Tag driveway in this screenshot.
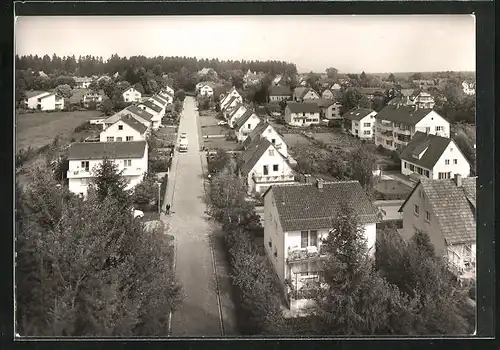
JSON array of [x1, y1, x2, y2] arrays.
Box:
[[162, 97, 237, 336]]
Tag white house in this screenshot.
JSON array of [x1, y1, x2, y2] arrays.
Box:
[[242, 120, 288, 158], [74, 76, 92, 89], [398, 175, 476, 278], [410, 91, 436, 109], [226, 103, 247, 127], [25, 91, 51, 109], [149, 95, 168, 110], [164, 85, 175, 96], [221, 95, 242, 115], [343, 108, 378, 139], [400, 132, 471, 181], [284, 102, 321, 127], [99, 114, 148, 142], [220, 87, 243, 110], [239, 137, 295, 194], [102, 105, 154, 130], [158, 91, 174, 105], [199, 85, 214, 97], [269, 86, 293, 102], [82, 93, 103, 107], [305, 98, 342, 120], [462, 81, 476, 96], [122, 87, 142, 103], [234, 110, 262, 142], [137, 99, 163, 130], [331, 83, 341, 90], [66, 141, 149, 197], [374, 105, 450, 151], [321, 89, 334, 100], [293, 87, 320, 102], [262, 179, 380, 311], [24, 91, 64, 111]]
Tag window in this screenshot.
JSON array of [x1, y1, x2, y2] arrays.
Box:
[[417, 167, 423, 175], [436, 126, 443, 131], [414, 205, 420, 216], [116, 137, 122, 142], [404, 161, 407, 169], [124, 159, 132, 167], [273, 164, 279, 171], [301, 231, 308, 248], [118, 125, 123, 130], [310, 230, 318, 247], [425, 211, 431, 222], [107, 137, 114, 142], [424, 170, 430, 177], [81, 161, 89, 171], [425, 127, 430, 133], [126, 136, 133, 141], [438, 172, 451, 179], [268, 149, 274, 156], [271, 138, 276, 144], [409, 164, 415, 171], [453, 159, 458, 164], [364, 123, 371, 127], [386, 140, 393, 146], [247, 123, 251, 129], [363, 130, 371, 135], [445, 159, 450, 165], [355, 122, 359, 126], [263, 165, 269, 175]]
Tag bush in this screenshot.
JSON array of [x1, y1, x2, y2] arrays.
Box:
[[73, 121, 98, 133], [149, 157, 170, 173]]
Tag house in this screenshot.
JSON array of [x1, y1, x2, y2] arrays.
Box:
[[241, 120, 288, 158], [74, 76, 92, 89], [462, 81, 476, 96], [400, 132, 471, 181], [227, 103, 248, 128], [412, 79, 438, 90], [398, 175, 476, 278], [221, 95, 242, 115], [234, 110, 262, 142], [321, 89, 334, 100], [359, 87, 382, 100], [343, 108, 378, 139], [103, 105, 154, 130], [374, 105, 450, 151], [262, 179, 380, 311], [284, 102, 321, 127], [136, 99, 164, 130], [239, 137, 295, 194], [293, 87, 320, 102], [409, 91, 435, 109], [164, 85, 175, 96], [24, 91, 64, 111], [67, 141, 148, 197], [199, 84, 214, 97], [158, 90, 174, 105], [197, 67, 218, 78], [150, 95, 168, 110], [272, 74, 283, 86], [99, 114, 148, 142], [38, 71, 48, 77], [82, 93, 103, 107], [122, 87, 142, 103], [220, 87, 243, 110], [269, 86, 293, 102], [97, 75, 112, 83], [331, 83, 341, 90], [305, 98, 342, 120]]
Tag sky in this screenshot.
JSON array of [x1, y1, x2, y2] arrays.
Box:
[[15, 15, 476, 73]]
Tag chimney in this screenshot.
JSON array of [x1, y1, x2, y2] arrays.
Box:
[[317, 178, 324, 190], [454, 174, 462, 187]]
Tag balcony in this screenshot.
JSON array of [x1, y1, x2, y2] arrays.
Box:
[[378, 122, 393, 131], [252, 173, 295, 183], [380, 130, 394, 137], [68, 167, 144, 178], [287, 246, 326, 263], [395, 134, 411, 143]]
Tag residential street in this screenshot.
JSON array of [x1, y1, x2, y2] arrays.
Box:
[[162, 97, 237, 336]]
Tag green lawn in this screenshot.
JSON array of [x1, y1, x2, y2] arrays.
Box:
[[16, 110, 103, 151]]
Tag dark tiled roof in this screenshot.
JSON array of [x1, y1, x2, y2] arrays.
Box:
[[304, 98, 335, 108], [293, 87, 309, 99], [343, 108, 376, 121], [120, 115, 148, 134], [269, 85, 292, 96], [375, 105, 434, 126], [126, 105, 154, 121], [139, 100, 162, 113], [222, 96, 237, 110], [25, 90, 49, 99], [286, 101, 321, 114], [151, 95, 167, 105], [240, 137, 273, 175], [228, 103, 246, 119], [266, 180, 380, 232], [235, 110, 259, 130], [400, 132, 453, 169], [358, 87, 382, 95], [67, 141, 147, 160], [400, 178, 476, 245], [242, 120, 272, 148]]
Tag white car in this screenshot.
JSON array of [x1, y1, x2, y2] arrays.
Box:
[[217, 121, 228, 126], [180, 132, 187, 139], [131, 208, 144, 219]]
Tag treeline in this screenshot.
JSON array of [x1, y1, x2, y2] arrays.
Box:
[[15, 54, 297, 81]]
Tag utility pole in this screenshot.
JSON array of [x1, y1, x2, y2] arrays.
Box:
[[157, 182, 161, 215]]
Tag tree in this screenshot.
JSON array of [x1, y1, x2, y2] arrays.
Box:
[[341, 88, 371, 112], [90, 157, 131, 209], [54, 84, 73, 99], [207, 149, 231, 174], [131, 174, 158, 207], [325, 67, 338, 80], [133, 82, 145, 95], [410, 73, 423, 81], [348, 146, 377, 192], [387, 73, 396, 82], [174, 89, 186, 102], [360, 71, 368, 87]]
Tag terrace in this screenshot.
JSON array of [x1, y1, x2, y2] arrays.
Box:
[[252, 173, 295, 183]]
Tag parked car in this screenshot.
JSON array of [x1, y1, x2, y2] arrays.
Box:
[[131, 208, 144, 219], [180, 132, 187, 139], [217, 120, 228, 126]]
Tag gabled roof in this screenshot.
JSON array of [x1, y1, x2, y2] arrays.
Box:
[[400, 132, 458, 169], [228, 103, 246, 119], [119, 114, 148, 134], [286, 101, 321, 114], [151, 95, 167, 105], [263, 180, 380, 232], [343, 108, 376, 121], [241, 120, 275, 149], [222, 96, 237, 110], [304, 98, 335, 108], [375, 105, 435, 126], [126, 105, 154, 121], [293, 87, 309, 99], [67, 141, 147, 160], [269, 85, 292, 96], [240, 137, 274, 175], [358, 87, 382, 95], [235, 110, 260, 130], [39, 93, 56, 100], [25, 90, 49, 99], [139, 100, 162, 113], [399, 177, 476, 244]]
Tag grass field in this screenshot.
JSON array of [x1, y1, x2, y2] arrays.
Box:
[[16, 110, 104, 151], [281, 133, 312, 148], [375, 179, 413, 199], [309, 131, 362, 150], [201, 138, 239, 151]]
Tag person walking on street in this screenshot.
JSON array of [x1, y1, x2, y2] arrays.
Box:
[[166, 204, 171, 214]]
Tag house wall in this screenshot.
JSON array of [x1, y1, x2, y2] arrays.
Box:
[[200, 86, 214, 97], [123, 88, 141, 102], [40, 95, 56, 111], [164, 86, 174, 96], [401, 160, 431, 178], [270, 95, 290, 102], [264, 190, 286, 287], [99, 121, 144, 142], [25, 92, 51, 109], [331, 84, 341, 90], [222, 96, 243, 111], [228, 106, 247, 127], [400, 184, 447, 256], [324, 103, 342, 119], [302, 90, 320, 101], [246, 145, 295, 194], [261, 125, 288, 157], [223, 98, 241, 114], [321, 90, 334, 99], [285, 108, 320, 127], [414, 110, 450, 138], [237, 114, 261, 142]]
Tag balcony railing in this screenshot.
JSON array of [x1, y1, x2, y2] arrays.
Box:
[[287, 246, 326, 263], [68, 167, 144, 178], [379, 122, 393, 131], [253, 174, 295, 183], [380, 130, 394, 137]]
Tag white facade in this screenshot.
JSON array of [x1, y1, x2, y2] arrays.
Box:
[[412, 92, 435, 109], [199, 85, 214, 97], [164, 85, 175, 96], [347, 111, 377, 139], [257, 124, 288, 157], [99, 120, 146, 142], [222, 96, 242, 113], [236, 113, 261, 142], [331, 83, 341, 90], [302, 89, 320, 101], [323, 102, 342, 120], [67, 153, 148, 197], [228, 105, 247, 127], [401, 140, 471, 180], [82, 94, 103, 106], [375, 110, 450, 151], [462, 81, 475, 96], [246, 145, 295, 194], [122, 88, 142, 103], [321, 90, 334, 99], [284, 108, 320, 127], [221, 89, 243, 110], [25, 92, 51, 109], [25, 92, 64, 111]]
